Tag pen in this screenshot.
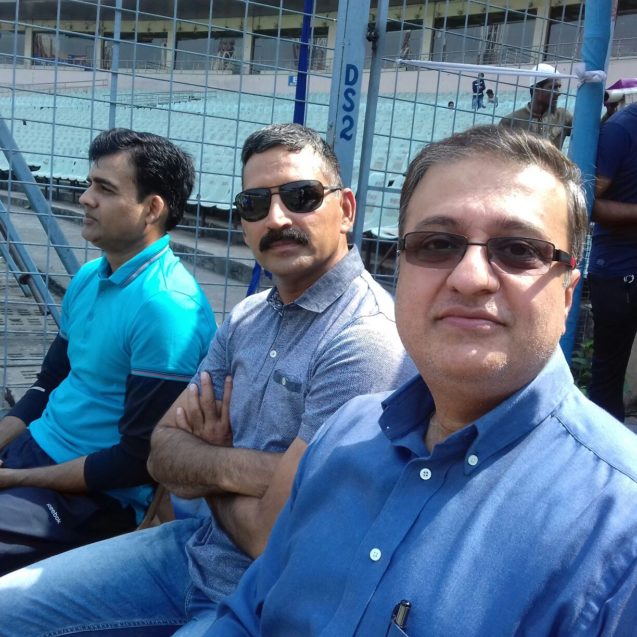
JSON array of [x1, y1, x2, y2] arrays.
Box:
[[392, 599, 411, 629]]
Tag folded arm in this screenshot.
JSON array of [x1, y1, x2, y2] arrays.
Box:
[[147, 376, 281, 500], [208, 437, 308, 558]]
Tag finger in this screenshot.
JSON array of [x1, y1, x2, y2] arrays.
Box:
[[221, 375, 233, 430], [185, 383, 204, 432], [174, 406, 192, 432], [199, 371, 217, 417]]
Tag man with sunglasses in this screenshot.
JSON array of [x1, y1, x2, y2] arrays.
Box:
[[0, 123, 415, 635], [207, 126, 637, 636]]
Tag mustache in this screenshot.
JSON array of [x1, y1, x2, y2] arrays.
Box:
[[259, 227, 310, 252]]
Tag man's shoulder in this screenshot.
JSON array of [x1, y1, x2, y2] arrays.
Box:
[[553, 108, 573, 125], [309, 391, 393, 455], [499, 106, 528, 124], [558, 389, 637, 486]]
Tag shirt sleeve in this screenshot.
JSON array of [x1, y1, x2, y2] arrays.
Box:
[[192, 310, 231, 398], [296, 313, 415, 444], [83, 288, 215, 492], [128, 289, 216, 381], [83, 375, 188, 491], [8, 334, 70, 425]]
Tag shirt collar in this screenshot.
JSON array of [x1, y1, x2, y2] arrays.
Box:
[[379, 348, 574, 465], [267, 245, 364, 313], [97, 234, 171, 287]]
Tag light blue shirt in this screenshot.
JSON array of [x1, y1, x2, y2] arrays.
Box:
[[186, 246, 416, 603], [211, 349, 637, 636], [29, 234, 215, 517]]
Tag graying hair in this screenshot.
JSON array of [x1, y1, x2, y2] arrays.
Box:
[[399, 125, 588, 264]]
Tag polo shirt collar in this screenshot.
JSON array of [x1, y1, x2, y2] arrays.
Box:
[[267, 245, 364, 313], [380, 348, 573, 464], [97, 234, 171, 287]]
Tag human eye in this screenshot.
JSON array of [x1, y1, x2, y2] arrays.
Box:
[[493, 238, 546, 268], [408, 232, 463, 263]]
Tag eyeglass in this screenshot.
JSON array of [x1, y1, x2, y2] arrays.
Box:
[[397, 231, 576, 275], [234, 180, 342, 222]]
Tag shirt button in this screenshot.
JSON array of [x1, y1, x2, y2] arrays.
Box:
[[269, 350, 277, 358], [369, 548, 382, 561], [281, 377, 287, 386], [419, 468, 432, 480], [467, 454, 479, 466]]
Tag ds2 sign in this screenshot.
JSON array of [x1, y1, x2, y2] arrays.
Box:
[[340, 63, 360, 141]]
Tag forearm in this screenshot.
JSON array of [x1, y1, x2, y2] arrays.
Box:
[[0, 416, 27, 451], [593, 198, 637, 226], [208, 494, 272, 558], [148, 424, 280, 498], [0, 455, 87, 492], [208, 437, 307, 558]]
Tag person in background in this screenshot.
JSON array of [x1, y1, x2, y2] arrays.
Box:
[[588, 103, 637, 422], [0, 128, 215, 575], [499, 63, 573, 150], [601, 90, 625, 124], [486, 88, 498, 107], [471, 72, 486, 109]]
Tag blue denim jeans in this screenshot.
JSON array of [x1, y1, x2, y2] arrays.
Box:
[[0, 518, 219, 636]]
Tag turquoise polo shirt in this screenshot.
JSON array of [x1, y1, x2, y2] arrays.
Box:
[[29, 234, 215, 517]]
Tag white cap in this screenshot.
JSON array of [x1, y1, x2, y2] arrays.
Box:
[[529, 63, 559, 87]]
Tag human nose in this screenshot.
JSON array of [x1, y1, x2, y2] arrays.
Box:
[[79, 185, 95, 208], [264, 193, 293, 229], [445, 243, 500, 295]]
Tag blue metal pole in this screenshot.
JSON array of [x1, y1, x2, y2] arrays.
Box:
[[247, 0, 314, 296], [0, 118, 80, 276], [326, 0, 371, 188], [560, 0, 612, 359], [293, 0, 313, 125]]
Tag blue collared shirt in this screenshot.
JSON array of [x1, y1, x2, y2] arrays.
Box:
[[211, 349, 637, 636]]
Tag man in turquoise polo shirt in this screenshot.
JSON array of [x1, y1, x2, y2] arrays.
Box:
[[0, 128, 216, 575]]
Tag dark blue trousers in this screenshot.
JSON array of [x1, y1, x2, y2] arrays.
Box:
[[0, 430, 135, 576], [588, 274, 637, 422]]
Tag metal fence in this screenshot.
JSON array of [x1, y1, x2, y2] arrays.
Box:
[[0, 0, 616, 403]]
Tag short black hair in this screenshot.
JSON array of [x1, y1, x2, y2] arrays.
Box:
[[240, 123, 342, 186], [88, 128, 195, 231]]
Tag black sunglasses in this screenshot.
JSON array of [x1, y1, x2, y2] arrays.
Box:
[[397, 231, 576, 275], [234, 180, 341, 222]]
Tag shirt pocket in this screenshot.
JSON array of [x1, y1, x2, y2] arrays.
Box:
[[272, 369, 303, 393]]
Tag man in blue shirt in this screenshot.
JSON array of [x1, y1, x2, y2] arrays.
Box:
[[588, 103, 637, 421], [471, 72, 486, 109], [0, 129, 215, 575], [0, 124, 414, 635], [206, 126, 637, 636]]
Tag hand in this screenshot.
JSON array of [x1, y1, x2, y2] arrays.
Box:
[[0, 415, 27, 453], [175, 372, 233, 446]]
